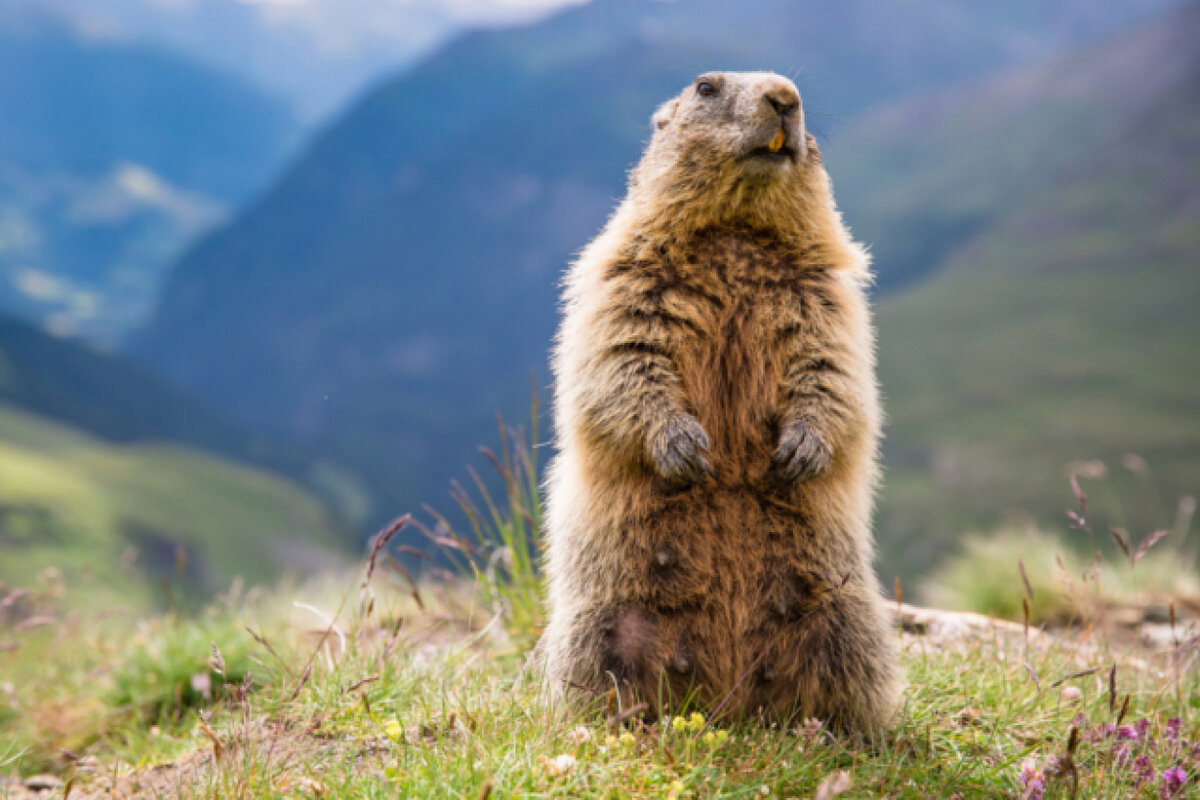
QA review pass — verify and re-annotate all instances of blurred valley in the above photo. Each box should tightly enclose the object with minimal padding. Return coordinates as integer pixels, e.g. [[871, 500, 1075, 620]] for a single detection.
[[1, 0, 1197, 603], [0, 10, 299, 343]]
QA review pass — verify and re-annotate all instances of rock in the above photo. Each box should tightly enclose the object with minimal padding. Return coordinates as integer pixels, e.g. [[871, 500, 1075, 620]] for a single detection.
[[1139, 620, 1200, 650], [1142, 605, 1172, 624], [23, 774, 63, 792], [1107, 607, 1144, 628], [1139, 623, 1177, 650], [894, 603, 1036, 644]]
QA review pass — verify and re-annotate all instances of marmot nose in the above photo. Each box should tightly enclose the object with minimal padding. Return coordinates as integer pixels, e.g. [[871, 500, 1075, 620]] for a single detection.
[[764, 88, 800, 118]]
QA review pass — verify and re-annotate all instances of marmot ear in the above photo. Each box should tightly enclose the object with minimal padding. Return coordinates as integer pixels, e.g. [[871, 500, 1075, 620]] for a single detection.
[[803, 131, 821, 162], [652, 98, 679, 131]]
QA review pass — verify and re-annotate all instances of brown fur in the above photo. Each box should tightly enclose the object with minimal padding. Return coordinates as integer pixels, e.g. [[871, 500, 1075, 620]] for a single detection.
[[538, 72, 901, 735]]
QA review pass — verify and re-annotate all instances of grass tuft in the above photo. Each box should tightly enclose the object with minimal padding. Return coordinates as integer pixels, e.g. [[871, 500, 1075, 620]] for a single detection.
[[925, 470, 1200, 626], [107, 612, 256, 722], [415, 401, 545, 644]]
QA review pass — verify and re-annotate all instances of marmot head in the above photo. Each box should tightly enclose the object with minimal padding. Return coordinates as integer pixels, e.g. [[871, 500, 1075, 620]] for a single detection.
[[650, 71, 812, 174], [627, 71, 827, 240]]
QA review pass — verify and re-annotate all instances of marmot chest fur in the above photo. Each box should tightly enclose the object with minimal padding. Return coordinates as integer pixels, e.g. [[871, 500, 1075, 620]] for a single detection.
[[539, 71, 900, 735]]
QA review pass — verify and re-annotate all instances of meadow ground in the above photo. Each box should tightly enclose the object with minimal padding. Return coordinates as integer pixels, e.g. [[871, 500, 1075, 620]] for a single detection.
[[3, 537, 1198, 799], [3, 433, 1198, 799]]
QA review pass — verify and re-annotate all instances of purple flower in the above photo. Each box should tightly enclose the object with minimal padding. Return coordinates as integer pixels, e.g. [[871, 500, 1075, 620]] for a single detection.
[[1165, 718, 1182, 743], [1136, 718, 1152, 738], [1117, 725, 1141, 741], [1134, 755, 1155, 786], [1159, 765, 1187, 799], [1114, 744, 1131, 766], [1089, 722, 1116, 742], [1019, 758, 1045, 800]]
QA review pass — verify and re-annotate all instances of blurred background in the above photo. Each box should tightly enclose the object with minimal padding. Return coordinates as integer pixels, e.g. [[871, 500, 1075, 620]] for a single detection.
[[1, 0, 1197, 610]]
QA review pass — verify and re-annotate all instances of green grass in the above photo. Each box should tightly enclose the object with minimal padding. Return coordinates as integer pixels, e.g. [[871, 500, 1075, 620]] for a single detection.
[[0, 571, 308, 776], [0, 401, 348, 611], [5, 558, 1198, 798], [419, 411, 546, 643], [923, 524, 1200, 626], [174, 616, 1199, 799], [4, 429, 1199, 799]]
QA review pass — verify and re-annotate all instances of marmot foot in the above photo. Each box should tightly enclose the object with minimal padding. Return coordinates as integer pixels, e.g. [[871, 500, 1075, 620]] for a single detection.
[[649, 414, 715, 487], [769, 421, 831, 483]]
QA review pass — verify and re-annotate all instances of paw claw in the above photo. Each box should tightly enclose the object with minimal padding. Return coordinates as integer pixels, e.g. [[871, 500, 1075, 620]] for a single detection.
[[649, 414, 715, 487], [769, 421, 831, 484]]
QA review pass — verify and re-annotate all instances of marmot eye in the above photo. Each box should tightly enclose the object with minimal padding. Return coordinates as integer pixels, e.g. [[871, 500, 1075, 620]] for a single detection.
[[697, 81, 717, 97]]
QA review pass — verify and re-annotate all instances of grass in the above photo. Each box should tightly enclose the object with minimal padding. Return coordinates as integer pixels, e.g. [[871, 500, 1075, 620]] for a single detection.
[[924, 525, 1200, 627], [5, 558, 1199, 798], [3, 425, 1199, 799], [923, 467, 1200, 626], [415, 408, 546, 643], [0, 572, 294, 776]]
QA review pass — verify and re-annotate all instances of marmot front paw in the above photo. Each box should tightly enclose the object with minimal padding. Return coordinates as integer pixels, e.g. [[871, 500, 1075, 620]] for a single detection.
[[649, 414, 715, 487], [769, 421, 831, 483]]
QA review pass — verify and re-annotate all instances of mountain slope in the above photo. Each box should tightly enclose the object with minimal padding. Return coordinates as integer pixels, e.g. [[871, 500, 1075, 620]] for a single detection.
[[0, 315, 250, 449], [131, 0, 1177, 531], [830, 3, 1200, 575], [0, 17, 299, 342], [0, 315, 373, 531], [0, 401, 346, 610]]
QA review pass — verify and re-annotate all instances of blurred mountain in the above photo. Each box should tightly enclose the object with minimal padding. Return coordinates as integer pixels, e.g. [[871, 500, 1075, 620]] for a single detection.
[[0, 399, 345, 611], [0, 315, 356, 608], [831, 1, 1200, 575], [0, 15, 299, 342], [0, 314, 372, 529], [133, 0, 1187, 544], [0, 314, 282, 454], [0, 315, 234, 446]]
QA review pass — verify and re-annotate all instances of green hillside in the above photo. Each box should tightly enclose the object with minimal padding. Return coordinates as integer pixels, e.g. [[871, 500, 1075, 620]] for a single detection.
[[0, 401, 347, 610], [0, 314, 365, 524], [829, 3, 1200, 575]]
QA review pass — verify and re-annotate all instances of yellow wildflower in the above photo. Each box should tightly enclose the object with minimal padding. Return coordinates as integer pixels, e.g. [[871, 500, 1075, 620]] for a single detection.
[[384, 717, 402, 741]]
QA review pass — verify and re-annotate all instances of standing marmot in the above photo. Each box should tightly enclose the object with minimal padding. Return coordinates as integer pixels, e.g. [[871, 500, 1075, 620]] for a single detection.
[[539, 71, 900, 734]]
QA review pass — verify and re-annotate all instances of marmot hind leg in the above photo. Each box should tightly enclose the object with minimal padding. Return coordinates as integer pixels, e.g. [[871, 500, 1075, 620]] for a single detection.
[[543, 604, 699, 719], [759, 584, 901, 737]]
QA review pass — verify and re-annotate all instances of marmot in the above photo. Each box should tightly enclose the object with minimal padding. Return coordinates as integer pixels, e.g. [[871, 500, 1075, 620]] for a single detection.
[[539, 71, 900, 734]]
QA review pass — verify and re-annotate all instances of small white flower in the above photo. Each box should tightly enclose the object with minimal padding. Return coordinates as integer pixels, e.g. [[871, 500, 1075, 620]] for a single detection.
[[566, 725, 592, 745], [1061, 686, 1082, 701], [545, 754, 577, 777], [759, 786, 770, 795]]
